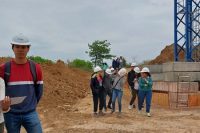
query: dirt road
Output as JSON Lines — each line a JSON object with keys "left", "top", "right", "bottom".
{"left": 39, "top": 89, "right": 200, "bottom": 133}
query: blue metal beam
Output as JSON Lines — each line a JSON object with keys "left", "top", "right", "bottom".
{"left": 174, "top": 0, "right": 200, "bottom": 62}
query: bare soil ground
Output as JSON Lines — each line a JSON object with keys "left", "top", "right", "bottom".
{"left": 39, "top": 88, "right": 200, "bottom": 133}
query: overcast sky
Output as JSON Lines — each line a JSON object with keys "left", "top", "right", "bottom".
{"left": 0, "top": 0, "right": 174, "bottom": 64}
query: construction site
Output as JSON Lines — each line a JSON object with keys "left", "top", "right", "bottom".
{"left": 0, "top": 0, "right": 200, "bottom": 133}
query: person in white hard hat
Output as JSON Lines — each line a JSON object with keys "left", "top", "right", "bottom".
{"left": 111, "top": 68, "right": 127, "bottom": 116}
{"left": 0, "top": 33, "right": 43, "bottom": 133}
{"left": 138, "top": 67, "right": 153, "bottom": 117}
{"left": 0, "top": 78, "right": 11, "bottom": 133}
{"left": 102, "top": 69, "right": 113, "bottom": 111}
{"left": 127, "top": 63, "right": 138, "bottom": 109}
{"left": 90, "top": 66, "right": 105, "bottom": 116}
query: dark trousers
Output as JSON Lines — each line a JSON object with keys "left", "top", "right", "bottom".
{"left": 129, "top": 87, "right": 138, "bottom": 105}
{"left": 93, "top": 92, "right": 104, "bottom": 113}
{"left": 138, "top": 90, "right": 152, "bottom": 113}
{"left": 104, "top": 89, "right": 112, "bottom": 109}
{"left": 0, "top": 122, "right": 4, "bottom": 133}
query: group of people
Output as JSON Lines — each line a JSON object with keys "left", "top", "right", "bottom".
{"left": 112, "top": 56, "right": 126, "bottom": 70}
{"left": 90, "top": 63, "right": 153, "bottom": 117}
{"left": 0, "top": 34, "right": 43, "bottom": 133}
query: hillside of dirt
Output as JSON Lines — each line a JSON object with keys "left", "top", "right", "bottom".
{"left": 148, "top": 44, "right": 185, "bottom": 65}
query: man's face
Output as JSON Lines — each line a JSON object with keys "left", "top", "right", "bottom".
{"left": 131, "top": 66, "right": 134, "bottom": 70}
{"left": 12, "top": 45, "right": 30, "bottom": 59}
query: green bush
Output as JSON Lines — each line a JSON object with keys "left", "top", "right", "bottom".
{"left": 69, "top": 59, "right": 93, "bottom": 71}
{"left": 28, "top": 56, "right": 53, "bottom": 64}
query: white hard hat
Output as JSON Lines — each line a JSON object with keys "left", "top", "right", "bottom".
{"left": 118, "top": 68, "right": 127, "bottom": 77}
{"left": 131, "top": 63, "right": 137, "bottom": 67}
{"left": 11, "top": 33, "right": 31, "bottom": 46}
{"left": 134, "top": 67, "right": 140, "bottom": 73}
{"left": 105, "top": 69, "right": 112, "bottom": 75}
{"left": 94, "top": 66, "right": 102, "bottom": 73}
{"left": 141, "top": 67, "right": 150, "bottom": 73}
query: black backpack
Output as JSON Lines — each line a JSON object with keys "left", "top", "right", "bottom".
{"left": 4, "top": 60, "right": 37, "bottom": 87}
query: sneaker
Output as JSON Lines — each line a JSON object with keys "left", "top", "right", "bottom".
{"left": 128, "top": 105, "right": 133, "bottom": 110}
{"left": 138, "top": 110, "right": 142, "bottom": 115}
{"left": 93, "top": 112, "right": 98, "bottom": 117}
{"left": 110, "top": 110, "right": 115, "bottom": 114}
{"left": 103, "top": 108, "right": 107, "bottom": 112}
{"left": 117, "top": 112, "right": 122, "bottom": 117}
{"left": 132, "top": 105, "right": 136, "bottom": 108}
{"left": 147, "top": 113, "right": 151, "bottom": 117}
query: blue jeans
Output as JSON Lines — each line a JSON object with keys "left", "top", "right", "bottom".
{"left": 4, "top": 111, "right": 42, "bottom": 133}
{"left": 112, "top": 89, "right": 123, "bottom": 112}
{"left": 138, "top": 90, "right": 152, "bottom": 113}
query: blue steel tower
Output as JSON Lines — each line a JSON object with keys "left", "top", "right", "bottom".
{"left": 174, "top": 0, "right": 200, "bottom": 62}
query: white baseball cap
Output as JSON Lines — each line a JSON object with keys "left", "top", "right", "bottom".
{"left": 11, "top": 33, "right": 31, "bottom": 46}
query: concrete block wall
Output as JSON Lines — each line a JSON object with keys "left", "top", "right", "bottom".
{"left": 149, "top": 62, "right": 200, "bottom": 82}
{"left": 163, "top": 62, "right": 200, "bottom": 72}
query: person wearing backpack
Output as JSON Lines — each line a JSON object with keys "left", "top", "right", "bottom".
{"left": 90, "top": 66, "right": 105, "bottom": 116}
{"left": 0, "top": 78, "right": 11, "bottom": 133}
{"left": 111, "top": 68, "right": 127, "bottom": 116}
{"left": 0, "top": 34, "right": 43, "bottom": 133}
{"left": 138, "top": 67, "right": 153, "bottom": 117}
{"left": 102, "top": 69, "right": 113, "bottom": 111}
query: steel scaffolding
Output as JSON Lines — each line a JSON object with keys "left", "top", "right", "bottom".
{"left": 174, "top": 0, "right": 200, "bottom": 62}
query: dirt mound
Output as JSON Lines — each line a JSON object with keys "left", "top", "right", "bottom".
{"left": 148, "top": 44, "right": 185, "bottom": 65}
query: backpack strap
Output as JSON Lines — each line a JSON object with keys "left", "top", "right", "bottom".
{"left": 4, "top": 61, "right": 11, "bottom": 87}
{"left": 112, "top": 76, "right": 124, "bottom": 89}
{"left": 4, "top": 60, "right": 37, "bottom": 87}
{"left": 29, "top": 60, "right": 37, "bottom": 86}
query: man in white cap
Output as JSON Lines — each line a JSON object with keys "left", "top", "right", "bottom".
{"left": 127, "top": 63, "right": 137, "bottom": 109}
{"left": 0, "top": 34, "right": 43, "bottom": 133}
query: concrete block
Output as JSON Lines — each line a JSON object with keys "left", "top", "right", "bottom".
{"left": 145, "top": 65, "right": 163, "bottom": 73}
{"left": 163, "top": 72, "right": 200, "bottom": 82}
{"left": 151, "top": 73, "right": 164, "bottom": 81}
{"left": 163, "top": 62, "right": 200, "bottom": 72}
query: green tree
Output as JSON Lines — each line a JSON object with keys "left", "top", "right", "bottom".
{"left": 86, "top": 40, "right": 113, "bottom": 66}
